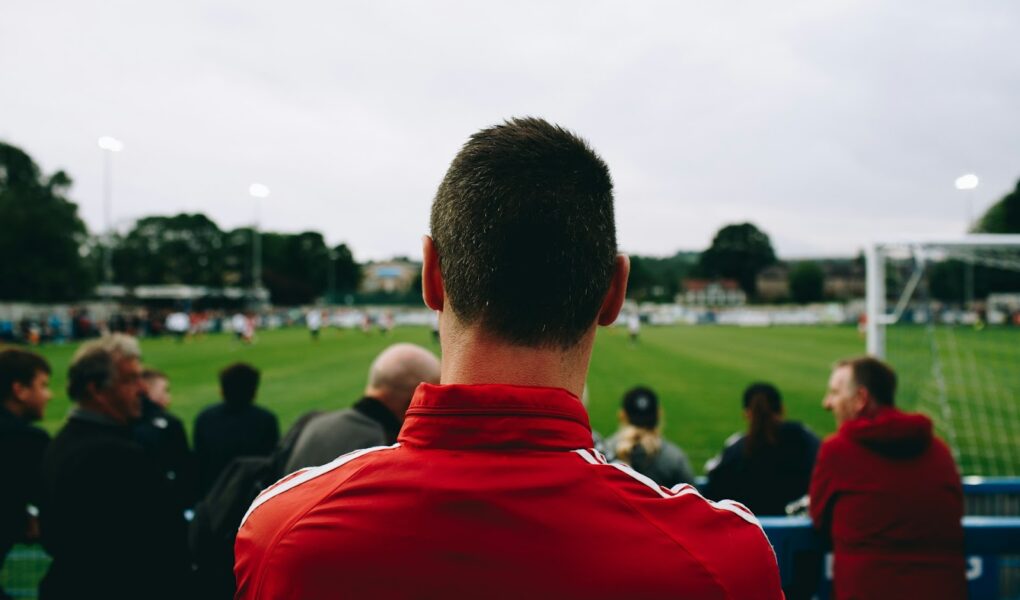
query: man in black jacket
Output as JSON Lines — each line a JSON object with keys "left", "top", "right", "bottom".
{"left": 39, "top": 334, "right": 189, "bottom": 600}
{"left": 0, "top": 349, "right": 52, "bottom": 600}
{"left": 133, "top": 368, "right": 195, "bottom": 511}
{"left": 194, "top": 363, "right": 278, "bottom": 495}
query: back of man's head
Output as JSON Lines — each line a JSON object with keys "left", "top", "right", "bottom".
{"left": 430, "top": 117, "right": 616, "bottom": 350}
{"left": 67, "top": 334, "right": 141, "bottom": 403}
{"left": 839, "top": 356, "right": 897, "bottom": 407}
{"left": 365, "top": 343, "right": 440, "bottom": 419}
{"left": 0, "top": 347, "right": 50, "bottom": 402}
{"left": 220, "top": 362, "right": 260, "bottom": 407}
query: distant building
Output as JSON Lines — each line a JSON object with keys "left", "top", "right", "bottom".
{"left": 679, "top": 279, "right": 746, "bottom": 306}
{"left": 756, "top": 265, "right": 790, "bottom": 302}
{"left": 360, "top": 261, "right": 419, "bottom": 294}
{"left": 820, "top": 259, "right": 866, "bottom": 300}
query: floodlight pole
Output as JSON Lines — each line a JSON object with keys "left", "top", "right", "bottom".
{"left": 103, "top": 151, "right": 113, "bottom": 285}
{"left": 98, "top": 136, "right": 123, "bottom": 286}
{"left": 865, "top": 242, "right": 885, "bottom": 358}
{"left": 253, "top": 200, "right": 262, "bottom": 292}
{"left": 248, "top": 184, "right": 270, "bottom": 300}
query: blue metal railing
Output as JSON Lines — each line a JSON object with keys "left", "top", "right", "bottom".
{"left": 761, "top": 516, "right": 1020, "bottom": 599}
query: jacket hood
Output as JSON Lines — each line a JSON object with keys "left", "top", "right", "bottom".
{"left": 841, "top": 407, "right": 933, "bottom": 458}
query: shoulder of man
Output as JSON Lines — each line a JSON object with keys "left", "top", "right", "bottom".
{"left": 235, "top": 444, "right": 399, "bottom": 595}
{"left": 585, "top": 452, "right": 782, "bottom": 596}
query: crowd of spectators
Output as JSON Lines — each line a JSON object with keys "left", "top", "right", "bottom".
{"left": 0, "top": 118, "right": 969, "bottom": 599}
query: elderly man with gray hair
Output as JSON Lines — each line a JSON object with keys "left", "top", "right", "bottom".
{"left": 284, "top": 343, "right": 440, "bottom": 473}
{"left": 39, "top": 334, "right": 188, "bottom": 600}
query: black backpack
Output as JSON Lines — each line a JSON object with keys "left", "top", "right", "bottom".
{"left": 189, "top": 410, "right": 323, "bottom": 600}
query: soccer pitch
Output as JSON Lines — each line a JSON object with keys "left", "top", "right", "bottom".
{"left": 31, "top": 324, "right": 866, "bottom": 475}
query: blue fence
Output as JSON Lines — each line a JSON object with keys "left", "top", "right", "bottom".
{"left": 4, "top": 479, "right": 1020, "bottom": 599}
{"left": 761, "top": 516, "right": 1020, "bottom": 599}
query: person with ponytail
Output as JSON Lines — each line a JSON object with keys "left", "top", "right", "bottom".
{"left": 605, "top": 386, "right": 694, "bottom": 487}
{"left": 703, "top": 382, "right": 820, "bottom": 515}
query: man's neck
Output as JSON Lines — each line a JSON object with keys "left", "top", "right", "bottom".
{"left": 1, "top": 398, "right": 29, "bottom": 420}
{"left": 438, "top": 325, "right": 593, "bottom": 398}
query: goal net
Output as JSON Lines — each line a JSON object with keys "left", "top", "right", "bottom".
{"left": 865, "top": 235, "right": 1020, "bottom": 476}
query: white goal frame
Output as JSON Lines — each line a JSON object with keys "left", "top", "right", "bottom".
{"left": 865, "top": 234, "right": 1020, "bottom": 358}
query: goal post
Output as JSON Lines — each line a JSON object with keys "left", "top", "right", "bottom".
{"left": 865, "top": 235, "right": 1020, "bottom": 476}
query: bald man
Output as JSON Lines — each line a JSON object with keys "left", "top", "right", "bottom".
{"left": 284, "top": 344, "right": 440, "bottom": 473}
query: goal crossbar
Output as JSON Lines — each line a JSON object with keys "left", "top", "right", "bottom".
{"left": 866, "top": 235, "right": 1020, "bottom": 357}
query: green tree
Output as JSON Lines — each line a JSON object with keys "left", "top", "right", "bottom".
{"left": 330, "top": 243, "right": 362, "bottom": 298}
{"left": 698, "top": 223, "right": 777, "bottom": 299}
{"left": 112, "top": 214, "right": 226, "bottom": 286}
{"left": 975, "top": 179, "right": 1020, "bottom": 233}
{"left": 0, "top": 142, "right": 95, "bottom": 301}
{"left": 789, "top": 261, "right": 825, "bottom": 303}
{"left": 260, "top": 231, "right": 332, "bottom": 305}
{"left": 626, "top": 252, "right": 697, "bottom": 301}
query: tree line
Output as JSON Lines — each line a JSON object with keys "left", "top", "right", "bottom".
{"left": 2, "top": 140, "right": 1019, "bottom": 305}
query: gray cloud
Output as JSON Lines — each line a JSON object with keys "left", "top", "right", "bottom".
{"left": 2, "top": 0, "right": 1018, "bottom": 260}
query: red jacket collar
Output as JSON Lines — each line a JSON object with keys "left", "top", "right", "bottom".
{"left": 398, "top": 383, "right": 594, "bottom": 451}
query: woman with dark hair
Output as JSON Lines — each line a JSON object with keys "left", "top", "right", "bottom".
{"left": 703, "top": 382, "right": 819, "bottom": 515}
{"left": 605, "top": 386, "right": 695, "bottom": 487}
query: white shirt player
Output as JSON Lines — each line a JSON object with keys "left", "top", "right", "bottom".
{"left": 628, "top": 313, "right": 641, "bottom": 335}
{"left": 307, "top": 310, "right": 322, "bottom": 331}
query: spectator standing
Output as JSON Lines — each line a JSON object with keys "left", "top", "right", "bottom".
{"left": 810, "top": 357, "right": 965, "bottom": 599}
{"left": 133, "top": 368, "right": 195, "bottom": 511}
{"left": 703, "top": 382, "right": 819, "bottom": 515}
{"left": 285, "top": 343, "right": 439, "bottom": 473}
{"left": 235, "top": 118, "right": 781, "bottom": 599}
{"left": 194, "top": 363, "right": 278, "bottom": 495}
{"left": 39, "top": 334, "right": 188, "bottom": 600}
{"left": 0, "top": 349, "right": 52, "bottom": 600}
{"left": 605, "top": 386, "right": 695, "bottom": 487}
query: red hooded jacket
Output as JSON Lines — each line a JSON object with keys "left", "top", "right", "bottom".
{"left": 809, "top": 407, "right": 965, "bottom": 600}
{"left": 235, "top": 384, "right": 783, "bottom": 599}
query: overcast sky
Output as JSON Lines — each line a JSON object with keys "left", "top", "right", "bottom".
{"left": 3, "top": 1, "right": 1019, "bottom": 261}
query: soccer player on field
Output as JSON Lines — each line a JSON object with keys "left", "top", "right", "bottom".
{"left": 234, "top": 117, "right": 782, "bottom": 599}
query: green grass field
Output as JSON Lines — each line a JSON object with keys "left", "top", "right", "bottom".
{"left": 31, "top": 324, "right": 868, "bottom": 475}
{"left": 25, "top": 322, "right": 1020, "bottom": 477}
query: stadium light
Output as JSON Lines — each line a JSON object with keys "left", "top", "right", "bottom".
{"left": 954, "top": 174, "right": 979, "bottom": 191}
{"left": 97, "top": 136, "right": 124, "bottom": 152}
{"left": 249, "top": 183, "right": 271, "bottom": 198}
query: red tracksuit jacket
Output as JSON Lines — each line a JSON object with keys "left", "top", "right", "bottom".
{"left": 809, "top": 407, "right": 966, "bottom": 600}
{"left": 235, "top": 384, "right": 783, "bottom": 599}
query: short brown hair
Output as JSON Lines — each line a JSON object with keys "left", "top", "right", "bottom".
{"left": 0, "top": 348, "right": 51, "bottom": 401}
{"left": 837, "top": 356, "right": 897, "bottom": 407}
{"left": 430, "top": 117, "right": 617, "bottom": 350}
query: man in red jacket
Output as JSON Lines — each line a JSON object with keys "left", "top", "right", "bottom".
{"left": 810, "top": 356, "right": 966, "bottom": 599}
{"left": 235, "top": 118, "right": 782, "bottom": 599}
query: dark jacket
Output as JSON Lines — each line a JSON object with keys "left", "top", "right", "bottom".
{"left": 133, "top": 396, "right": 195, "bottom": 510}
{"left": 284, "top": 397, "right": 400, "bottom": 473}
{"left": 0, "top": 405, "right": 49, "bottom": 592}
{"left": 39, "top": 408, "right": 189, "bottom": 600}
{"left": 703, "top": 421, "right": 819, "bottom": 515}
{"left": 809, "top": 407, "right": 965, "bottom": 600}
{"left": 194, "top": 402, "right": 279, "bottom": 495}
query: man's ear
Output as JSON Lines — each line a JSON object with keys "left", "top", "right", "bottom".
{"left": 853, "top": 385, "right": 872, "bottom": 416}
{"left": 597, "top": 254, "right": 630, "bottom": 326}
{"left": 11, "top": 381, "right": 29, "bottom": 402}
{"left": 422, "top": 235, "right": 445, "bottom": 311}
